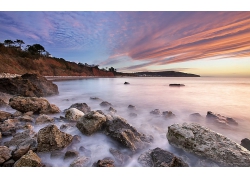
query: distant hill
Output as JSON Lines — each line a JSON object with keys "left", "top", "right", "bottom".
{"left": 134, "top": 71, "right": 200, "bottom": 77}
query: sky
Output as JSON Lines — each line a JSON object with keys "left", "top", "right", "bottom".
{"left": 0, "top": 3, "right": 250, "bottom": 77}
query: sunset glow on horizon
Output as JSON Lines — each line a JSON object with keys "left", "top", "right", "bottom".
{"left": 0, "top": 11, "right": 250, "bottom": 77}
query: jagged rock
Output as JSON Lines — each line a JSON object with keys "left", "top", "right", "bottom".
{"left": 65, "top": 108, "right": 85, "bottom": 121}
{"left": 109, "top": 148, "right": 131, "bottom": 166}
{"left": 138, "top": 148, "right": 189, "bottom": 167}
{"left": 162, "top": 111, "right": 175, "bottom": 118}
{"left": 18, "top": 115, "right": 34, "bottom": 122}
{"left": 2, "top": 159, "right": 15, "bottom": 167}
{"left": 100, "top": 101, "right": 112, "bottom": 107}
{"left": 108, "top": 107, "right": 117, "bottom": 113}
{"left": 37, "top": 124, "right": 73, "bottom": 152}
{"left": 4, "top": 131, "right": 37, "bottom": 160}
{"left": 128, "top": 105, "right": 136, "bottom": 110}
{"left": 21, "top": 73, "right": 59, "bottom": 96}
{"left": 167, "top": 123, "right": 250, "bottom": 166}
{"left": 68, "top": 103, "right": 91, "bottom": 114}
{"left": 0, "top": 146, "right": 12, "bottom": 164}
{"left": 14, "top": 150, "right": 41, "bottom": 167}
{"left": 70, "top": 156, "right": 91, "bottom": 167}
{"left": 103, "top": 117, "right": 153, "bottom": 152}
{"left": 150, "top": 109, "right": 161, "bottom": 115}
{"left": 0, "top": 111, "right": 12, "bottom": 121}
{"left": 64, "top": 150, "right": 79, "bottom": 160}
{"left": 79, "top": 146, "right": 91, "bottom": 157}
{"left": 129, "top": 112, "right": 137, "bottom": 118}
{"left": 35, "top": 114, "right": 54, "bottom": 125}
{"left": 206, "top": 111, "right": 238, "bottom": 126}
{"left": 76, "top": 111, "right": 106, "bottom": 135}
{"left": 9, "top": 96, "right": 60, "bottom": 114}
{"left": 93, "top": 157, "right": 115, "bottom": 167}
{"left": 241, "top": 138, "right": 250, "bottom": 151}
{"left": 0, "top": 119, "right": 18, "bottom": 136}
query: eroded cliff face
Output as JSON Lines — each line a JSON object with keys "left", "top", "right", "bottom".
{"left": 0, "top": 54, "right": 114, "bottom": 77}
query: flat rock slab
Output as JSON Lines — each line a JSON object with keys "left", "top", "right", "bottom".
{"left": 167, "top": 123, "right": 250, "bottom": 167}
{"left": 138, "top": 147, "right": 189, "bottom": 167}
{"left": 37, "top": 124, "right": 73, "bottom": 152}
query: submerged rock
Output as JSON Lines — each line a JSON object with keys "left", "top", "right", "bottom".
{"left": 108, "top": 107, "right": 117, "bottom": 113}
{"left": 138, "top": 147, "right": 189, "bottom": 167}
{"left": 167, "top": 123, "right": 250, "bottom": 166}
{"left": 128, "top": 105, "right": 136, "bottom": 110}
{"left": 169, "top": 84, "right": 185, "bottom": 87}
{"left": 64, "top": 150, "right": 79, "bottom": 160}
{"left": 14, "top": 150, "right": 41, "bottom": 167}
{"left": 100, "top": 101, "right": 112, "bottom": 107}
{"left": 124, "top": 82, "right": 130, "bottom": 85}
{"left": 189, "top": 113, "right": 203, "bottom": 120}
{"left": 150, "top": 109, "right": 161, "bottom": 115}
{"left": 206, "top": 111, "right": 238, "bottom": 126}
{"left": 35, "top": 114, "right": 55, "bottom": 125}
{"left": 37, "top": 124, "right": 73, "bottom": 152}
{"left": 129, "top": 112, "right": 137, "bottom": 118}
{"left": 241, "top": 138, "right": 250, "bottom": 151}
{"left": 76, "top": 111, "right": 106, "bottom": 135}
{"left": 68, "top": 103, "right": 91, "bottom": 114}
{"left": 109, "top": 148, "right": 131, "bottom": 166}
{"left": 0, "top": 146, "right": 12, "bottom": 164}
{"left": 162, "top": 111, "right": 175, "bottom": 119}
{"left": 70, "top": 156, "right": 91, "bottom": 167}
{"left": 93, "top": 157, "right": 115, "bottom": 167}
{"left": 9, "top": 96, "right": 60, "bottom": 114}
{"left": 103, "top": 117, "right": 153, "bottom": 152}
{"left": 65, "top": 108, "right": 85, "bottom": 121}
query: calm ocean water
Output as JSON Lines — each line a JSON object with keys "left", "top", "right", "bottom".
{"left": 3, "top": 77, "right": 250, "bottom": 166}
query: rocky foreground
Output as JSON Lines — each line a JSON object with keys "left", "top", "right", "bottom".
{"left": 0, "top": 74, "right": 250, "bottom": 167}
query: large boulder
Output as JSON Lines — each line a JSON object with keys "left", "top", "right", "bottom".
{"left": 241, "top": 138, "right": 250, "bottom": 151}
{"left": 76, "top": 111, "right": 106, "bottom": 135}
{"left": 9, "top": 96, "right": 60, "bottom": 114}
{"left": 167, "top": 123, "right": 250, "bottom": 166}
{"left": 138, "top": 147, "right": 189, "bottom": 167}
{"left": 206, "top": 111, "right": 238, "bottom": 126}
{"left": 21, "top": 73, "right": 59, "bottom": 96}
{"left": 35, "top": 114, "right": 54, "bottom": 125}
{"left": 0, "top": 146, "right": 12, "bottom": 164}
{"left": 14, "top": 150, "right": 41, "bottom": 167}
{"left": 37, "top": 124, "right": 73, "bottom": 152}
{"left": 65, "top": 108, "right": 85, "bottom": 121}
{"left": 67, "top": 103, "right": 91, "bottom": 114}
{"left": 103, "top": 117, "right": 153, "bottom": 152}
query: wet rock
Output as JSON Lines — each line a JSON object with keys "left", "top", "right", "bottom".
{"left": 37, "top": 124, "right": 73, "bottom": 152}
{"left": 93, "top": 157, "right": 115, "bottom": 167}
{"left": 150, "top": 109, "right": 161, "bottom": 115}
{"left": 128, "top": 105, "right": 136, "bottom": 110}
{"left": 21, "top": 73, "right": 59, "bottom": 96}
{"left": 138, "top": 148, "right": 189, "bottom": 167}
{"left": 162, "top": 111, "right": 175, "bottom": 118}
{"left": 50, "top": 151, "right": 64, "bottom": 159}
{"left": 14, "top": 150, "right": 42, "bottom": 167}
{"left": 64, "top": 150, "right": 79, "bottom": 160}
{"left": 9, "top": 96, "right": 60, "bottom": 114}
{"left": 129, "top": 112, "right": 137, "bottom": 118}
{"left": 18, "top": 115, "right": 34, "bottom": 122}
{"left": 241, "top": 138, "right": 250, "bottom": 151}
{"left": 4, "top": 131, "right": 37, "bottom": 160}
{"left": 0, "top": 111, "right": 12, "bottom": 121}
{"left": 24, "top": 111, "right": 34, "bottom": 116}
{"left": 12, "top": 111, "right": 22, "bottom": 117}
{"left": 90, "top": 97, "right": 101, "bottom": 101}
{"left": 0, "top": 146, "right": 12, "bottom": 164}
{"left": 0, "top": 119, "right": 17, "bottom": 136}
{"left": 124, "top": 82, "right": 130, "bottom": 84}
{"left": 103, "top": 117, "right": 153, "bottom": 152}
{"left": 72, "top": 135, "right": 81, "bottom": 144}
{"left": 70, "top": 156, "right": 91, "bottom": 167}
{"left": 109, "top": 148, "right": 131, "bottom": 166}
{"left": 108, "top": 107, "right": 117, "bottom": 113}
{"left": 68, "top": 103, "right": 91, "bottom": 114}
{"left": 76, "top": 111, "right": 106, "bottom": 135}
{"left": 2, "top": 159, "right": 15, "bottom": 167}
{"left": 0, "top": 99, "right": 8, "bottom": 108}
{"left": 35, "top": 114, "right": 54, "bottom": 125}
{"left": 206, "top": 111, "right": 238, "bottom": 126}
{"left": 167, "top": 123, "right": 250, "bottom": 166}
{"left": 169, "top": 84, "right": 185, "bottom": 87}
{"left": 189, "top": 113, "right": 203, "bottom": 120}
{"left": 100, "top": 101, "right": 112, "bottom": 107}
{"left": 79, "top": 146, "right": 91, "bottom": 157}
{"left": 60, "top": 123, "right": 74, "bottom": 130}
{"left": 65, "top": 108, "right": 85, "bottom": 121}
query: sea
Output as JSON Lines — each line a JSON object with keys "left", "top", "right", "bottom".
{"left": 2, "top": 77, "right": 250, "bottom": 167}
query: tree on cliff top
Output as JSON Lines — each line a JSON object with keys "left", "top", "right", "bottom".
{"left": 27, "top": 44, "right": 45, "bottom": 55}
{"left": 14, "top": 39, "right": 25, "bottom": 48}
{"left": 4, "top": 40, "right": 14, "bottom": 47}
